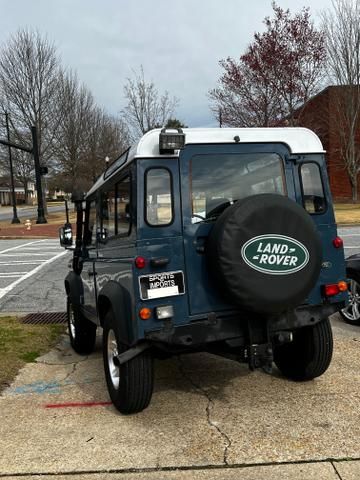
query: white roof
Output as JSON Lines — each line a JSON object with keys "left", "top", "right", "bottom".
{"left": 130, "top": 127, "right": 325, "bottom": 159}
{"left": 86, "top": 127, "right": 324, "bottom": 197}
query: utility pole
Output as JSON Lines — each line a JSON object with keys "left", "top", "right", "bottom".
{"left": 219, "top": 108, "right": 223, "bottom": 128}
{"left": 31, "top": 126, "right": 47, "bottom": 224}
{"left": 5, "top": 112, "right": 20, "bottom": 224}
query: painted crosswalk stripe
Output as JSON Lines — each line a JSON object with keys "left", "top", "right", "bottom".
{"left": 0, "top": 250, "right": 68, "bottom": 300}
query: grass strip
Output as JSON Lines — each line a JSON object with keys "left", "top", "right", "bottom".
{"left": 334, "top": 203, "right": 360, "bottom": 224}
{"left": 0, "top": 316, "right": 65, "bottom": 392}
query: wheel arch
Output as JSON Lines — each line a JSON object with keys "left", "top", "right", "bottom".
{"left": 98, "top": 281, "right": 137, "bottom": 346}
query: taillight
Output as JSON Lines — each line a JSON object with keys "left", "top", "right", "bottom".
{"left": 135, "top": 256, "right": 146, "bottom": 269}
{"left": 333, "top": 236, "right": 343, "bottom": 248}
{"left": 324, "top": 281, "right": 348, "bottom": 297}
{"left": 324, "top": 284, "right": 339, "bottom": 296}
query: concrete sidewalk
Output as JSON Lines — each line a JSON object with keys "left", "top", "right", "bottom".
{"left": 1, "top": 315, "right": 360, "bottom": 479}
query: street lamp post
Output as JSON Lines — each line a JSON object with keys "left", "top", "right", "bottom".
{"left": 4, "top": 112, "right": 20, "bottom": 224}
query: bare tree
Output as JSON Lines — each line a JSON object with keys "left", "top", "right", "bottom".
{"left": 52, "top": 71, "right": 94, "bottom": 191}
{"left": 122, "top": 66, "right": 178, "bottom": 139}
{"left": 0, "top": 28, "right": 63, "bottom": 212}
{"left": 86, "top": 108, "right": 130, "bottom": 185}
{"left": 322, "top": 0, "right": 360, "bottom": 201}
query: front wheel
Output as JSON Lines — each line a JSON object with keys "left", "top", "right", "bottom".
{"left": 274, "top": 317, "right": 333, "bottom": 381}
{"left": 67, "top": 299, "right": 97, "bottom": 355}
{"left": 103, "top": 310, "right": 154, "bottom": 414}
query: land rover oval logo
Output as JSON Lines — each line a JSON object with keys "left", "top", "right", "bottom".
{"left": 241, "top": 234, "right": 309, "bottom": 275}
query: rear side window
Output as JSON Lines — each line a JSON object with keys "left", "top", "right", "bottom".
{"left": 146, "top": 168, "right": 173, "bottom": 226}
{"left": 101, "top": 189, "right": 116, "bottom": 237}
{"left": 85, "top": 200, "right": 97, "bottom": 245}
{"left": 300, "top": 163, "right": 326, "bottom": 214}
{"left": 100, "top": 176, "right": 131, "bottom": 238}
{"left": 116, "top": 176, "right": 131, "bottom": 235}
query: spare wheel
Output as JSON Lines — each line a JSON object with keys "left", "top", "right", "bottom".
{"left": 206, "top": 193, "right": 322, "bottom": 315}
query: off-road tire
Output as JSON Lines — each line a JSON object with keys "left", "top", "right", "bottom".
{"left": 67, "top": 299, "right": 97, "bottom": 355}
{"left": 103, "top": 310, "right": 154, "bottom": 414}
{"left": 274, "top": 317, "right": 333, "bottom": 381}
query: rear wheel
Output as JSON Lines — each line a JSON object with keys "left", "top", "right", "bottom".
{"left": 274, "top": 317, "right": 333, "bottom": 381}
{"left": 67, "top": 299, "right": 97, "bottom": 355}
{"left": 103, "top": 310, "right": 154, "bottom": 414}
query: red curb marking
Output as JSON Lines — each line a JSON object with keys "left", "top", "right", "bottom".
{"left": 44, "top": 401, "right": 112, "bottom": 409}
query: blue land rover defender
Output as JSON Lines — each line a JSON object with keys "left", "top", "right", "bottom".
{"left": 60, "top": 127, "right": 348, "bottom": 414}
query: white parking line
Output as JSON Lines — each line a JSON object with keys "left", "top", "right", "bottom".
{"left": 0, "top": 252, "right": 60, "bottom": 256}
{"left": 0, "top": 239, "right": 46, "bottom": 255}
{"left": 0, "top": 274, "right": 24, "bottom": 278}
{"left": 0, "top": 250, "right": 68, "bottom": 300}
{"left": 0, "top": 262, "right": 45, "bottom": 266}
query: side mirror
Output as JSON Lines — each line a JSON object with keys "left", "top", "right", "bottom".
{"left": 59, "top": 223, "right": 73, "bottom": 247}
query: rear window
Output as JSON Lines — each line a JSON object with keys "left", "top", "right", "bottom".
{"left": 191, "top": 153, "right": 285, "bottom": 221}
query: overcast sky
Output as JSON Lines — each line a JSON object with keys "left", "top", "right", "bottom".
{"left": 0, "top": 0, "right": 332, "bottom": 128}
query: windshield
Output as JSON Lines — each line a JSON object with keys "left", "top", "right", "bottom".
{"left": 191, "top": 153, "right": 286, "bottom": 221}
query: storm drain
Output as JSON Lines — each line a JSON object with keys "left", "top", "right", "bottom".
{"left": 21, "top": 312, "right": 67, "bottom": 325}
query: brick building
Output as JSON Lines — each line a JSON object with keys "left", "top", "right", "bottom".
{"left": 292, "top": 85, "right": 359, "bottom": 202}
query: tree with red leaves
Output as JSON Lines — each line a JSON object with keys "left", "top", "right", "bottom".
{"left": 209, "top": 3, "right": 326, "bottom": 127}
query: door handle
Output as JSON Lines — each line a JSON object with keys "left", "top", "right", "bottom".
{"left": 150, "top": 257, "right": 169, "bottom": 267}
{"left": 88, "top": 270, "right": 97, "bottom": 277}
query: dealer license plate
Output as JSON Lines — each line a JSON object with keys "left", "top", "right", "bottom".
{"left": 139, "top": 271, "right": 185, "bottom": 300}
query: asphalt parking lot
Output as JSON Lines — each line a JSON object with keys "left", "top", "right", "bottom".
{"left": 0, "top": 239, "right": 70, "bottom": 313}
{"left": 0, "top": 231, "right": 360, "bottom": 479}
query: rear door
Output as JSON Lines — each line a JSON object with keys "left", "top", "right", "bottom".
{"left": 180, "top": 143, "right": 295, "bottom": 316}
{"left": 136, "top": 158, "right": 188, "bottom": 331}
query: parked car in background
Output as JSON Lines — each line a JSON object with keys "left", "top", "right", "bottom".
{"left": 341, "top": 254, "right": 360, "bottom": 325}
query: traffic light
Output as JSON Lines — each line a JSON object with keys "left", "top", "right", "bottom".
{"left": 39, "top": 166, "right": 48, "bottom": 175}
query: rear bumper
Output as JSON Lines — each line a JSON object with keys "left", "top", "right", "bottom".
{"left": 145, "top": 302, "right": 344, "bottom": 348}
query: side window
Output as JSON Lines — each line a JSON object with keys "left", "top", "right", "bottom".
{"left": 146, "top": 168, "right": 173, "bottom": 226}
{"left": 85, "top": 200, "right": 97, "bottom": 245}
{"left": 116, "top": 176, "right": 131, "bottom": 235}
{"left": 300, "top": 163, "right": 326, "bottom": 214}
{"left": 101, "top": 189, "right": 116, "bottom": 237}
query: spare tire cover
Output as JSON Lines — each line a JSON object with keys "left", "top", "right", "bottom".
{"left": 207, "top": 193, "right": 322, "bottom": 315}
